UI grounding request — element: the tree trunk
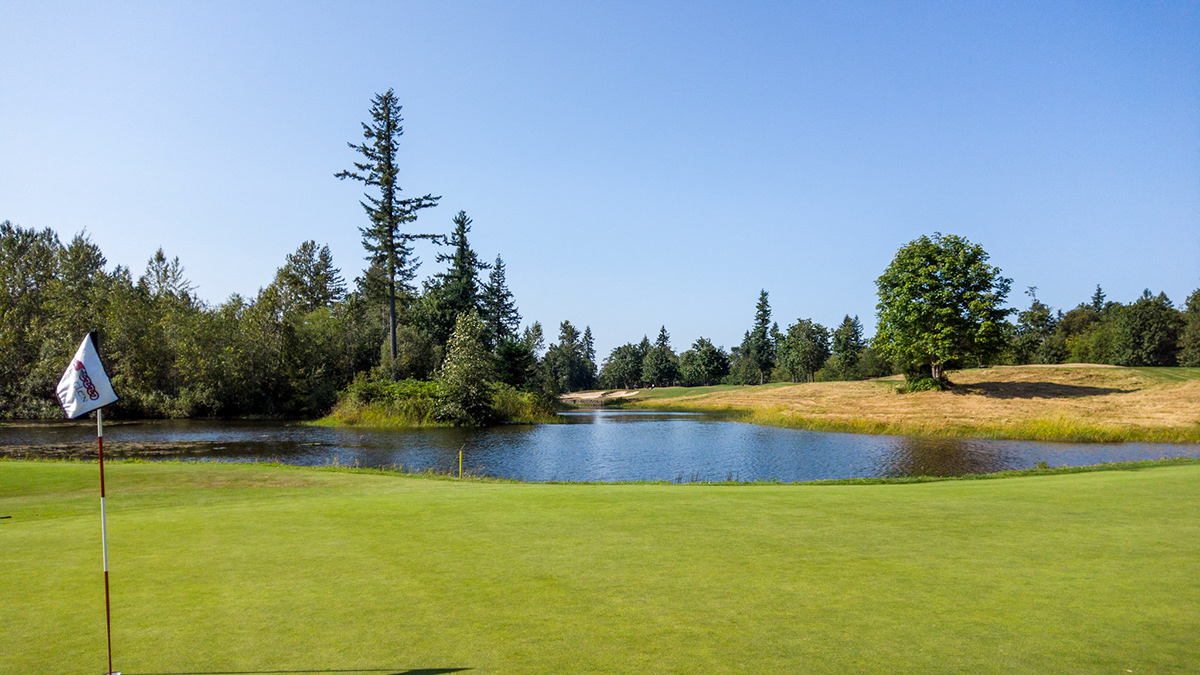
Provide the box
[931,362,942,380]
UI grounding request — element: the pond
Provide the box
[3,410,1197,482]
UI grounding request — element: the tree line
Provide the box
[0,90,585,420]
[4,90,1198,420]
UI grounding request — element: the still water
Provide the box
[3,410,1197,482]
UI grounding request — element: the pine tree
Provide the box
[424,211,490,345]
[642,325,680,386]
[479,255,520,350]
[336,89,440,362]
[739,290,775,384]
[275,241,345,313]
[831,315,865,378]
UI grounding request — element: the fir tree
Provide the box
[424,210,489,345]
[480,255,520,350]
[738,290,775,384]
[336,89,440,362]
[1091,285,1106,312]
[831,315,865,377]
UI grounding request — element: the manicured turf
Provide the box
[3,460,1199,673]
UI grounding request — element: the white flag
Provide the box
[56,333,119,419]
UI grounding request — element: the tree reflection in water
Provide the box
[876,436,1017,478]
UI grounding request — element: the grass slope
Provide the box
[625,365,1200,443]
[3,460,1199,673]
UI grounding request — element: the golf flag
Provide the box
[57,332,118,419]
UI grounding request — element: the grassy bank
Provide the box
[4,460,1199,673]
[618,365,1200,443]
[316,376,559,428]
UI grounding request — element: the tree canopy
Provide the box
[875,233,1012,380]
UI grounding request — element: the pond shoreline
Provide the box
[4,455,1198,486]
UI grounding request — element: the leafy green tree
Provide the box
[678,337,730,386]
[831,315,865,378]
[778,319,830,382]
[642,326,680,387]
[1113,290,1184,366]
[875,233,1012,381]
[336,89,440,363]
[1012,287,1062,364]
[437,311,494,425]
[1179,289,1200,367]
[479,254,520,350]
[600,339,649,389]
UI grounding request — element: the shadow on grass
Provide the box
[952,381,1132,399]
[128,669,469,675]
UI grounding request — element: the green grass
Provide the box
[4,461,1199,674]
[1132,366,1200,383]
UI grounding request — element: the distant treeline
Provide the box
[598,283,1200,391]
[3,220,1198,421]
[597,293,892,390]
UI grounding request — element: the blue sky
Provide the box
[2,1,1197,357]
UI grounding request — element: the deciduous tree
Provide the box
[875,233,1012,381]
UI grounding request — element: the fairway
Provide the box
[3,461,1199,674]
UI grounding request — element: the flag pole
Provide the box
[98,406,116,675]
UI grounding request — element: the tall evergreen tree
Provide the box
[831,315,865,378]
[274,241,346,313]
[581,326,596,364]
[336,89,440,362]
[541,320,594,393]
[479,254,520,350]
[737,290,775,384]
[642,325,680,387]
[423,210,489,345]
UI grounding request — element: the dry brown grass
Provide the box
[631,366,1200,443]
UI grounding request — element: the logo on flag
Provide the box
[57,333,119,419]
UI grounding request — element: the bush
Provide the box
[489,383,557,423]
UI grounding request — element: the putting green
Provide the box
[2,460,1198,673]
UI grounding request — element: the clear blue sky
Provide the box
[2,1,1197,357]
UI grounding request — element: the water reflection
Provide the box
[875,437,1017,477]
[1,411,1196,483]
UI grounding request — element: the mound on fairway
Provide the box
[622,365,1200,443]
[2,460,1198,673]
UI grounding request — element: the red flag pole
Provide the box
[98,407,116,675]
